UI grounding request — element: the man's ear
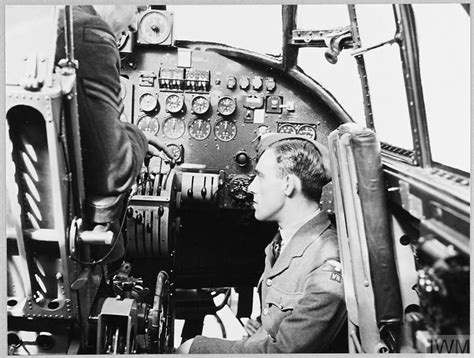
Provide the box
[284,174,301,197]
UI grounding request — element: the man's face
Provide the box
[107,5,146,38]
[248,149,286,222]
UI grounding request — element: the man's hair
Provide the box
[269,139,327,202]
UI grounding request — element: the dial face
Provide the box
[166,144,182,162]
[163,117,185,139]
[137,115,159,135]
[297,125,317,139]
[139,11,172,44]
[189,118,211,141]
[139,92,158,112]
[191,95,210,115]
[217,96,237,116]
[214,120,237,142]
[278,123,297,135]
[165,94,185,113]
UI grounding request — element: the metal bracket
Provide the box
[20,53,45,91]
[292,26,353,64]
[291,26,352,47]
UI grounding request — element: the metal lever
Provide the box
[71,267,91,290]
[351,37,399,57]
[80,224,114,245]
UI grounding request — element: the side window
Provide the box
[169,5,282,56]
[297,5,365,124]
[356,5,413,151]
[413,4,470,173]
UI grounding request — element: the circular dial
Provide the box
[214,120,237,142]
[297,125,317,139]
[162,117,185,139]
[189,118,211,141]
[166,144,182,162]
[217,96,237,116]
[191,95,210,115]
[136,115,159,135]
[139,11,172,44]
[138,92,158,112]
[278,123,297,135]
[165,94,185,113]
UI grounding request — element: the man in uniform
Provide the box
[177,133,347,353]
[55,5,172,262]
[55,5,171,199]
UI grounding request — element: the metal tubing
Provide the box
[393,5,432,168]
[282,5,299,71]
[347,5,375,130]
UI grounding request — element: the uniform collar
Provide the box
[264,211,331,278]
[278,209,320,253]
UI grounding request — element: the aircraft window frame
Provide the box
[286,4,469,176]
[282,5,425,165]
[411,4,470,174]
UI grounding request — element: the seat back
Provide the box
[328,123,403,353]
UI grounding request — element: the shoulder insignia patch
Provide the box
[323,259,342,283]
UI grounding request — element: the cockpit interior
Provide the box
[5,4,471,355]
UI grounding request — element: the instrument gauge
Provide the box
[278,123,297,135]
[166,144,183,162]
[138,11,172,44]
[165,94,185,114]
[137,115,159,135]
[189,118,211,141]
[214,120,237,142]
[297,125,317,139]
[217,96,237,116]
[163,117,185,139]
[191,95,210,115]
[138,92,158,112]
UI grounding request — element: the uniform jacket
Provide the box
[55,6,147,198]
[190,211,347,353]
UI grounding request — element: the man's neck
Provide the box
[276,197,320,230]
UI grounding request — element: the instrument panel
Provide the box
[121,47,339,189]
[120,46,341,286]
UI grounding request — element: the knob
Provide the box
[235,151,250,167]
[227,76,236,89]
[239,77,250,90]
[252,76,263,91]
